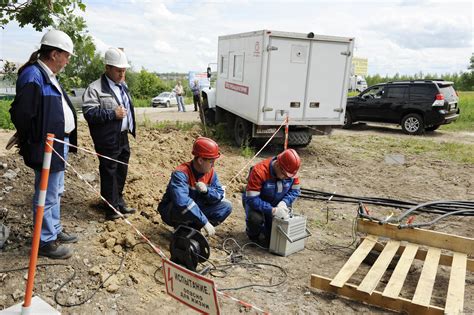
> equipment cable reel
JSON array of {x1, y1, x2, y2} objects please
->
[{"x1": 170, "y1": 225, "x2": 210, "y2": 272}]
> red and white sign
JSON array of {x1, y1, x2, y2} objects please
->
[
  {"x1": 163, "y1": 259, "x2": 220, "y2": 315},
  {"x1": 225, "y1": 82, "x2": 249, "y2": 95}
]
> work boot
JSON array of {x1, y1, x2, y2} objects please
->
[
  {"x1": 119, "y1": 205, "x2": 136, "y2": 214},
  {"x1": 38, "y1": 241, "x2": 73, "y2": 259},
  {"x1": 105, "y1": 212, "x2": 123, "y2": 221},
  {"x1": 57, "y1": 230, "x2": 78, "y2": 244}
]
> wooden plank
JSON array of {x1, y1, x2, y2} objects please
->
[
  {"x1": 358, "y1": 240, "x2": 401, "y2": 294},
  {"x1": 382, "y1": 243, "x2": 419, "y2": 299},
  {"x1": 366, "y1": 238, "x2": 474, "y2": 272},
  {"x1": 356, "y1": 219, "x2": 474, "y2": 255},
  {"x1": 311, "y1": 274, "x2": 444, "y2": 315},
  {"x1": 330, "y1": 235, "x2": 378, "y2": 288},
  {"x1": 412, "y1": 247, "x2": 441, "y2": 306},
  {"x1": 445, "y1": 252, "x2": 467, "y2": 314}
]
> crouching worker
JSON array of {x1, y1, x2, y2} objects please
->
[
  {"x1": 243, "y1": 149, "x2": 301, "y2": 247},
  {"x1": 157, "y1": 137, "x2": 232, "y2": 236}
]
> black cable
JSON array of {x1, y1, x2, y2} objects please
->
[
  {"x1": 300, "y1": 188, "x2": 474, "y2": 217},
  {"x1": 54, "y1": 252, "x2": 126, "y2": 307},
  {"x1": 214, "y1": 262, "x2": 287, "y2": 291}
]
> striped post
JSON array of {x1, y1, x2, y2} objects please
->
[
  {"x1": 22, "y1": 133, "x2": 54, "y2": 313},
  {"x1": 284, "y1": 114, "x2": 289, "y2": 150}
]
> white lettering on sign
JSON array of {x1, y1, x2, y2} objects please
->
[
  {"x1": 163, "y1": 259, "x2": 220, "y2": 315},
  {"x1": 225, "y1": 81, "x2": 249, "y2": 95}
]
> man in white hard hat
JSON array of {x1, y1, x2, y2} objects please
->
[
  {"x1": 9, "y1": 29, "x2": 78, "y2": 259},
  {"x1": 82, "y1": 48, "x2": 137, "y2": 220}
]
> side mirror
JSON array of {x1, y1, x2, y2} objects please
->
[{"x1": 207, "y1": 67, "x2": 211, "y2": 79}]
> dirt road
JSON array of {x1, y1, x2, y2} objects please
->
[{"x1": 0, "y1": 117, "x2": 473, "y2": 314}]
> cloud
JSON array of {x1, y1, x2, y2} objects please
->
[
  {"x1": 153, "y1": 40, "x2": 178, "y2": 53},
  {"x1": 367, "y1": 16, "x2": 472, "y2": 49}
]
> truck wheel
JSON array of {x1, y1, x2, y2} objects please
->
[
  {"x1": 200, "y1": 98, "x2": 215, "y2": 126},
  {"x1": 288, "y1": 130, "x2": 312, "y2": 147},
  {"x1": 343, "y1": 112, "x2": 353, "y2": 129},
  {"x1": 234, "y1": 117, "x2": 251, "y2": 147},
  {"x1": 401, "y1": 113, "x2": 424, "y2": 135}
]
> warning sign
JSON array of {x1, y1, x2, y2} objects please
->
[
  {"x1": 352, "y1": 57, "x2": 368, "y2": 76},
  {"x1": 163, "y1": 259, "x2": 220, "y2": 315}
]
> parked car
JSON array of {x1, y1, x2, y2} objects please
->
[
  {"x1": 151, "y1": 92, "x2": 178, "y2": 108},
  {"x1": 344, "y1": 80, "x2": 460, "y2": 135}
]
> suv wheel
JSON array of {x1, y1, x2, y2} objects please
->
[
  {"x1": 343, "y1": 112, "x2": 353, "y2": 129},
  {"x1": 401, "y1": 113, "x2": 424, "y2": 135}
]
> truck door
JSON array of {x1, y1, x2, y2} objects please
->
[
  {"x1": 264, "y1": 37, "x2": 309, "y2": 121},
  {"x1": 304, "y1": 40, "x2": 351, "y2": 121}
]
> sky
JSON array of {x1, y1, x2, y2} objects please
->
[{"x1": 0, "y1": 0, "x2": 473, "y2": 76}]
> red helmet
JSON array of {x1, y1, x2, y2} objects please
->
[
  {"x1": 277, "y1": 149, "x2": 301, "y2": 177},
  {"x1": 192, "y1": 137, "x2": 220, "y2": 159}
]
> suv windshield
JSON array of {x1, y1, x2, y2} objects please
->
[{"x1": 360, "y1": 86, "x2": 384, "y2": 99}]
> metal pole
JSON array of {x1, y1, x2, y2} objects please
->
[
  {"x1": 284, "y1": 115, "x2": 289, "y2": 150},
  {"x1": 22, "y1": 133, "x2": 54, "y2": 314}
]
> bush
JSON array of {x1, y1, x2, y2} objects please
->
[{"x1": 0, "y1": 100, "x2": 14, "y2": 130}]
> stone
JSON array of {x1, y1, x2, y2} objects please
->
[
  {"x1": 12, "y1": 289, "x2": 23, "y2": 300},
  {"x1": 81, "y1": 172, "x2": 96, "y2": 183},
  {"x1": 106, "y1": 283, "x2": 120, "y2": 293},
  {"x1": 104, "y1": 238, "x2": 116, "y2": 249},
  {"x1": 112, "y1": 245, "x2": 122, "y2": 253},
  {"x1": 2, "y1": 169, "x2": 17, "y2": 180},
  {"x1": 89, "y1": 266, "x2": 101, "y2": 276},
  {"x1": 124, "y1": 232, "x2": 137, "y2": 248}
]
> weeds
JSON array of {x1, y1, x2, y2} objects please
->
[{"x1": 0, "y1": 100, "x2": 15, "y2": 130}]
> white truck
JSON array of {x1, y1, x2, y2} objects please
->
[
  {"x1": 349, "y1": 75, "x2": 368, "y2": 92},
  {"x1": 201, "y1": 30, "x2": 354, "y2": 147}
]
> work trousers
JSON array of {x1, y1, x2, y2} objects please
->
[
  {"x1": 160, "y1": 199, "x2": 232, "y2": 229},
  {"x1": 193, "y1": 94, "x2": 201, "y2": 111},
  {"x1": 98, "y1": 131, "x2": 130, "y2": 215},
  {"x1": 33, "y1": 137, "x2": 69, "y2": 245},
  {"x1": 245, "y1": 206, "x2": 273, "y2": 243}
]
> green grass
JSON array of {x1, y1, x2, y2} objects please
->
[
  {"x1": 132, "y1": 98, "x2": 151, "y2": 107},
  {"x1": 0, "y1": 100, "x2": 15, "y2": 130},
  {"x1": 332, "y1": 134, "x2": 474, "y2": 164},
  {"x1": 140, "y1": 115, "x2": 200, "y2": 131},
  {"x1": 440, "y1": 91, "x2": 474, "y2": 131}
]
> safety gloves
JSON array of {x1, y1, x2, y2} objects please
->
[
  {"x1": 203, "y1": 222, "x2": 216, "y2": 236},
  {"x1": 195, "y1": 182, "x2": 208, "y2": 194},
  {"x1": 273, "y1": 201, "x2": 290, "y2": 220}
]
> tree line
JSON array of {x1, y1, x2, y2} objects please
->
[{"x1": 365, "y1": 66, "x2": 474, "y2": 91}]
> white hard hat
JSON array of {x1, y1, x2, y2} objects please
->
[
  {"x1": 104, "y1": 48, "x2": 130, "y2": 68},
  {"x1": 40, "y1": 29, "x2": 75, "y2": 55}
]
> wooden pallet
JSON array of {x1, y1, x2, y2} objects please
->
[{"x1": 311, "y1": 219, "x2": 473, "y2": 314}]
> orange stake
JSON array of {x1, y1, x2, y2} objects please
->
[{"x1": 22, "y1": 133, "x2": 54, "y2": 311}]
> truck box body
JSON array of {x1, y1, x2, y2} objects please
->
[{"x1": 215, "y1": 30, "x2": 354, "y2": 126}]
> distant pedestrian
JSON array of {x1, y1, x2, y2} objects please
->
[
  {"x1": 191, "y1": 79, "x2": 201, "y2": 112},
  {"x1": 9, "y1": 29, "x2": 79, "y2": 259},
  {"x1": 82, "y1": 48, "x2": 137, "y2": 220},
  {"x1": 174, "y1": 81, "x2": 185, "y2": 112}
]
